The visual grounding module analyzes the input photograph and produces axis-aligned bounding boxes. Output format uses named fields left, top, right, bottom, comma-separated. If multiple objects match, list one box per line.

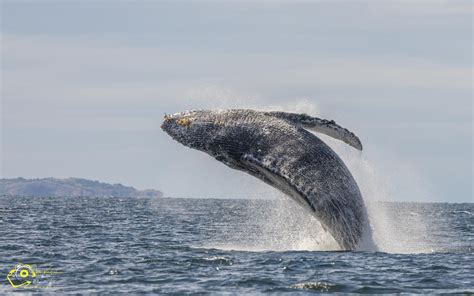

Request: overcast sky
left=1, top=1, right=472, bottom=202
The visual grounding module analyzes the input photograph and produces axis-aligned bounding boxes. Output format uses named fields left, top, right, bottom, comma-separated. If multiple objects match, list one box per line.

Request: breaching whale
left=161, top=109, right=375, bottom=250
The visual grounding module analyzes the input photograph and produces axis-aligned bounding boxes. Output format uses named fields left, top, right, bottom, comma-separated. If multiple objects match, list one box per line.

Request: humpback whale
left=161, top=109, right=375, bottom=250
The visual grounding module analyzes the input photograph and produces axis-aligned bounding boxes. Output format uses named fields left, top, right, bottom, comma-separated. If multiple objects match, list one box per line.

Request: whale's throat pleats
left=240, top=154, right=316, bottom=217
left=239, top=151, right=364, bottom=250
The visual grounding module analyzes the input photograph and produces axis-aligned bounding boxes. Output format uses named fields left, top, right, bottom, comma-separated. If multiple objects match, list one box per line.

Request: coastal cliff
left=0, top=177, right=163, bottom=198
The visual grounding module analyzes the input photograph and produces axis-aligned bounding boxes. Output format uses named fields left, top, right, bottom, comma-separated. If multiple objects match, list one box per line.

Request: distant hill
left=0, top=177, right=163, bottom=198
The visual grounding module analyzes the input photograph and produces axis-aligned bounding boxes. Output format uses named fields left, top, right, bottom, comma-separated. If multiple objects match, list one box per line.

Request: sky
left=1, top=1, right=472, bottom=202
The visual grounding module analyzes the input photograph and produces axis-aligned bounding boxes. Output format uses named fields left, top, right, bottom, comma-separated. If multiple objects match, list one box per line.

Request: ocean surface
left=0, top=196, right=472, bottom=294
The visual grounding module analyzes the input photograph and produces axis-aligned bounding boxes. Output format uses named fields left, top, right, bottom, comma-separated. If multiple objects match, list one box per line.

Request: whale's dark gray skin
left=161, top=109, right=375, bottom=250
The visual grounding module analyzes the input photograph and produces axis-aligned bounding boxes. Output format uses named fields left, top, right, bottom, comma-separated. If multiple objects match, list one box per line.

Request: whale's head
left=161, top=110, right=219, bottom=152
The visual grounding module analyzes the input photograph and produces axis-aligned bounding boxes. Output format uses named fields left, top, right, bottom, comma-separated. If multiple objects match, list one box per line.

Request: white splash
left=314, top=128, right=436, bottom=254
left=184, top=85, right=320, bottom=116
left=209, top=196, right=340, bottom=252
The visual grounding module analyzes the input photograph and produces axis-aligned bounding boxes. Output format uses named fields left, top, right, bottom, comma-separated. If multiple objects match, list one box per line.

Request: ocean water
left=0, top=196, right=472, bottom=294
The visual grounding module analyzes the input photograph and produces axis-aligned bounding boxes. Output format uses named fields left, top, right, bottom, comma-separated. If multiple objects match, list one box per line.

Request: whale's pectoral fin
left=265, top=111, right=363, bottom=150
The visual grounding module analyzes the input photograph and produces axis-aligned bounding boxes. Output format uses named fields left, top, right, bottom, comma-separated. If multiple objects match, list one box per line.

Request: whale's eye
left=176, top=117, right=192, bottom=127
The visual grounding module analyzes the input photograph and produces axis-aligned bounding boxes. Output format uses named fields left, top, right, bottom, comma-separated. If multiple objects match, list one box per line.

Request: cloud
left=4, top=34, right=471, bottom=94
left=367, top=1, right=473, bottom=17
left=2, top=34, right=470, bottom=117
left=2, top=33, right=469, bottom=137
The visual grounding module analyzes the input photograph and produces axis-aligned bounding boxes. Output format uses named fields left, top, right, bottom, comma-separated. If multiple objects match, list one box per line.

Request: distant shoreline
left=1, top=178, right=470, bottom=204
left=0, top=177, right=163, bottom=198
